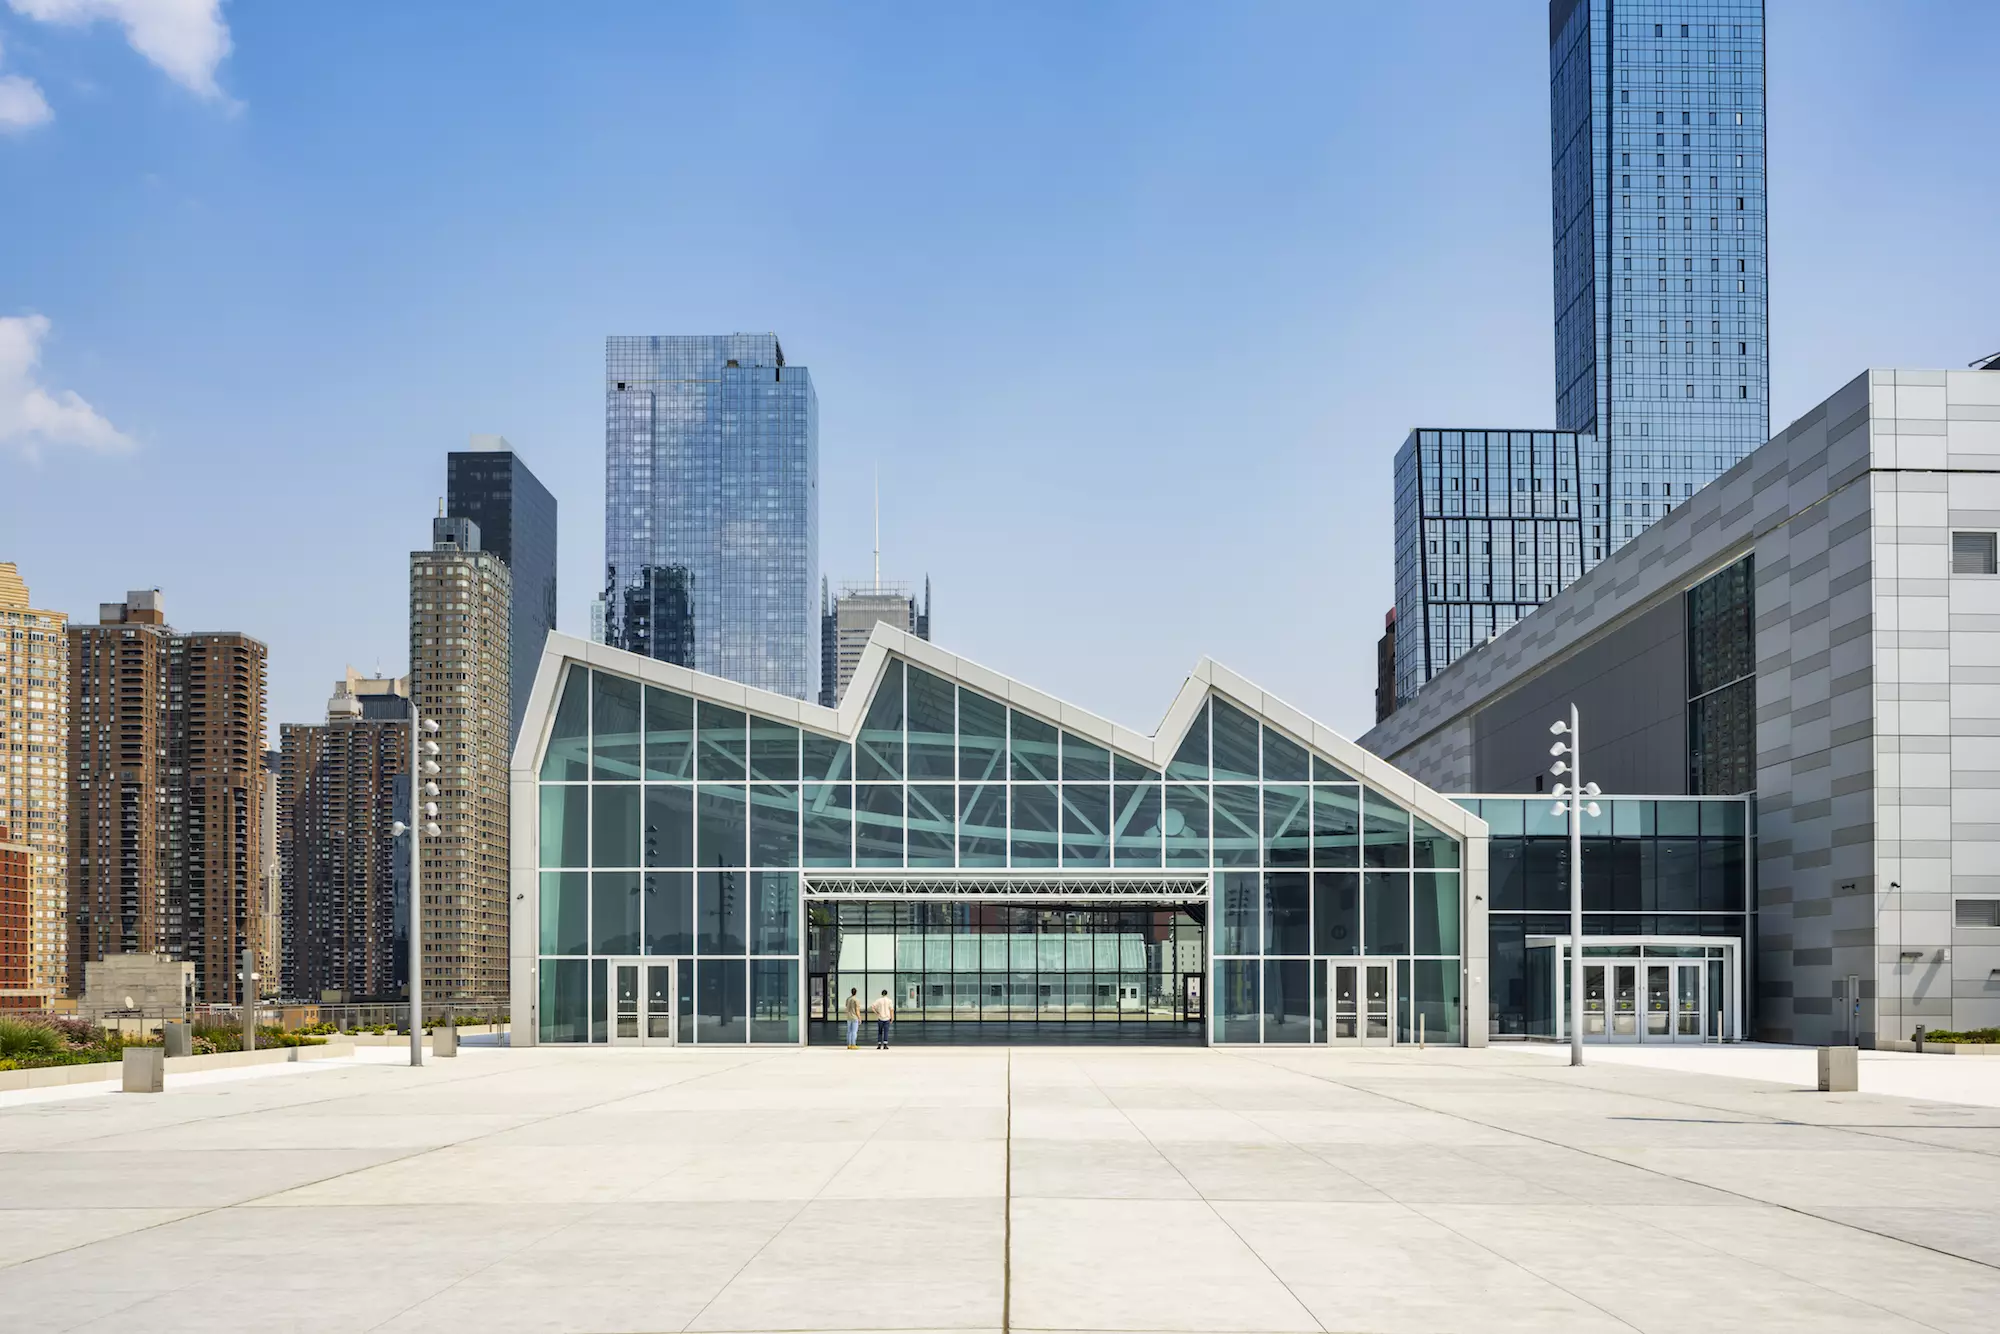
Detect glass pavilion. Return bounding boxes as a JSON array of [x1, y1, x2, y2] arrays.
[[510, 629, 1490, 1047]]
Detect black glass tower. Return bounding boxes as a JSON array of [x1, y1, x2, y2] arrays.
[[447, 439, 558, 746]]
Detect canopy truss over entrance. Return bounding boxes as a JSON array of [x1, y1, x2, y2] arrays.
[[803, 874, 1210, 902]]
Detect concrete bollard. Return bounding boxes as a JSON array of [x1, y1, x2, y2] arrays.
[[162, 1022, 192, 1058], [434, 1023, 457, 1058], [1817, 1045, 1859, 1093], [123, 1046, 165, 1093]]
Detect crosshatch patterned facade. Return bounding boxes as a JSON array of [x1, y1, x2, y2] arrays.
[[511, 632, 1488, 1047], [1550, 0, 1770, 549], [602, 334, 819, 700]]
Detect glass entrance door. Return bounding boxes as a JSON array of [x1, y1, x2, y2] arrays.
[[1673, 962, 1704, 1041], [606, 957, 676, 1046], [1327, 961, 1395, 1046], [1609, 963, 1639, 1041]]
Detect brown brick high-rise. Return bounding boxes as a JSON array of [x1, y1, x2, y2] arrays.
[[411, 517, 510, 1010], [68, 592, 268, 1003]]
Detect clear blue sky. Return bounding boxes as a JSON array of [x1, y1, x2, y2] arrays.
[[3, 1, 1996, 742]]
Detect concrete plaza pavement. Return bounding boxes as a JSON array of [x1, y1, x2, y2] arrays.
[[4, 1043, 2000, 1333]]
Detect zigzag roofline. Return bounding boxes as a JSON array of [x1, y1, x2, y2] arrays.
[[514, 625, 1485, 840]]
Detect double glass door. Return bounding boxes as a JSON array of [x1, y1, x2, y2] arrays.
[[606, 958, 680, 1046], [1581, 961, 1707, 1042], [1327, 960, 1394, 1045]]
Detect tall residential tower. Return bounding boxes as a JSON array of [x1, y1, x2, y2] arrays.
[[1550, 0, 1769, 546], [0, 564, 66, 1008], [447, 440, 557, 747], [67, 591, 268, 1003], [409, 517, 511, 1010], [603, 334, 818, 700]]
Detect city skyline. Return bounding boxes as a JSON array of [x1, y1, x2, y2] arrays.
[[2, 2, 1997, 743]]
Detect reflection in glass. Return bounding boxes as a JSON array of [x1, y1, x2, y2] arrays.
[[540, 871, 587, 954], [1061, 732, 1110, 782], [1211, 785, 1261, 867], [1313, 872, 1359, 955], [1264, 872, 1309, 955], [846, 784, 897, 867], [643, 686, 693, 779], [1364, 871, 1410, 955], [1112, 784, 1163, 867], [802, 782, 853, 865], [906, 668, 955, 780], [1218, 871, 1259, 954], [697, 703, 747, 780], [541, 667, 589, 780], [1210, 698, 1261, 781], [1061, 785, 1110, 866], [1011, 783, 1058, 866], [749, 718, 800, 781], [750, 872, 798, 954], [857, 660, 905, 780], [1164, 785, 1209, 866], [593, 872, 641, 954], [698, 871, 745, 954], [644, 872, 692, 955], [1216, 959, 1259, 1041], [1168, 700, 1209, 780], [592, 672, 642, 780], [697, 958, 747, 1042], [1313, 785, 1360, 867], [959, 785, 1006, 866], [958, 690, 1006, 783], [539, 958, 588, 1042], [749, 785, 800, 866], [1262, 727, 1309, 782], [907, 784, 955, 866], [593, 784, 640, 868], [1010, 712, 1058, 782], [644, 785, 694, 867], [540, 786, 588, 868], [1362, 788, 1411, 867], [1263, 785, 1310, 867], [696, 785, 747, 867], [1264, 959, 1311, 1043]]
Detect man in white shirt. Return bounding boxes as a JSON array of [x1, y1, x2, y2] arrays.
[[871, 989, 895, 1049]]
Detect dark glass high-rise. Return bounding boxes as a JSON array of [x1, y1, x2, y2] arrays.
[[447, 440, 558, 746], [603, 335, 818, 701]]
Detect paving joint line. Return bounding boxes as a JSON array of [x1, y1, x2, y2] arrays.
[[1234, 1047, 2000, 1280], [1069, 1051, 1328, 1334]]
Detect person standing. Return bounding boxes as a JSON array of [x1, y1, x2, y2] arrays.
[[844, 987, 863, 1050], [872, 988, 895, 1049]]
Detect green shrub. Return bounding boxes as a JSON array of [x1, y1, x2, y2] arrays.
[[1922, 1027, 2000, 1044], [0, 1016, 66, 1060]]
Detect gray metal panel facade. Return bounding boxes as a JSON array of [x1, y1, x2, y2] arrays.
[[1365, 366, 2000, 1045], [1471, 597, 1686, 795]]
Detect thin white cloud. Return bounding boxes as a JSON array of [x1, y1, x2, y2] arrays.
[[9, 0, 232, 100], [0, 72, 51, 130], [0, 315, 135, 463]]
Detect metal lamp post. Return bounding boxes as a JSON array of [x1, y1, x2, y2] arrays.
[[1549, 707, 1600, 1068], [392, 712, 442, 1068]]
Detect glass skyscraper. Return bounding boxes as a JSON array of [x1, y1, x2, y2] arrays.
[[448, 440, 558, 747], [603, 335, 819, 701], [1551, 0, 1769, 547], [1393, 428, 1597, 704]]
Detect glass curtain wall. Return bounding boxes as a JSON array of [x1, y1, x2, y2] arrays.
[[1460, 795, 1749, 1037], [808, 902, 1202, 1044], [536, 657, 1464, 1045]]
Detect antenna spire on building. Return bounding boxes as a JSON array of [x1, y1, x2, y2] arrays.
[[872, 465, 881, 593]]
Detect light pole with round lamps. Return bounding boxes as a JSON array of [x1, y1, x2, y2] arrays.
[[392, 713, 442, 1067], [1550, 707, 1600, 1068]]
